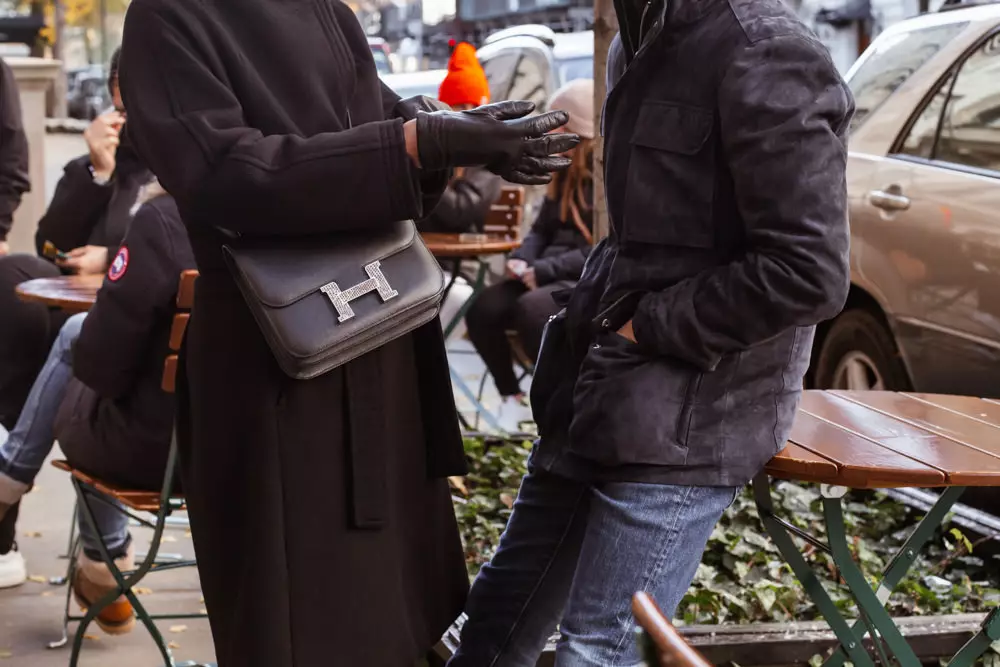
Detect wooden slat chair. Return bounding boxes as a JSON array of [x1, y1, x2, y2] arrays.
[[633, 592, 712, 667], [49, 270, 207, 667], [482, 186, 525, 240]]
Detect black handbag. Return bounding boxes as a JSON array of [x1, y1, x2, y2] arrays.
[[222, 219, 445, 380]]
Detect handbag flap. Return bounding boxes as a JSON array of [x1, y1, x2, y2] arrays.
[[223, 221, 416, 308]]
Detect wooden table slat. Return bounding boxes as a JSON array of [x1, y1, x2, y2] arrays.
[[801, 391, 1000, 485], [422, 232, 521, 258], [787, 411, 946, 488], [765, 442, 840, 482], [15, 274, 103, 312]]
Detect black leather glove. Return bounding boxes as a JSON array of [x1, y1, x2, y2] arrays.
[[416, 101, 580, 185], [393, 95, 450, 121]]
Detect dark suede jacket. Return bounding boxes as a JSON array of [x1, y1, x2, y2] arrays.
[[530, 0, 855, 487]]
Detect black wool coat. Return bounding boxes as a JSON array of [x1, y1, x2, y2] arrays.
[[120, 0, 469, 664]]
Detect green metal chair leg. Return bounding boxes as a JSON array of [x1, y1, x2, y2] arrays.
[[752, 476, 876, 667], [821, 488, 923, 667], [824, 486, 966, 667], [948, 607, 1000, 667]]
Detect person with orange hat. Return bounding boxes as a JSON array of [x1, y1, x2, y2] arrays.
[[421, 43, 504, 339]]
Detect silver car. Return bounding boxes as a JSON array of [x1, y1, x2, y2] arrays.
[[811, 1, 1000, 397]]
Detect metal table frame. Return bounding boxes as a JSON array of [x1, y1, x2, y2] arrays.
[[753, 475, 1000, 667]]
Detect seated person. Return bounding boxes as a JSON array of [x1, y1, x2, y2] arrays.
[[0, 47, 152, 433], [0, 181, 195, 630], [466, 79, 595, 402], [418, 43, 502, 338]]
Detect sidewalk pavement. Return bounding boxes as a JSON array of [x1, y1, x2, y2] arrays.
[[0, 449, 215, 666]]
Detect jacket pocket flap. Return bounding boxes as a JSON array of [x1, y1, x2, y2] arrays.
[[630, 102, 713, 154], [223, 220, 416, 308]]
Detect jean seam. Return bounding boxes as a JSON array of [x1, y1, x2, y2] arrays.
[[489, 485, 590, 667], [607, 484, 696, 665]]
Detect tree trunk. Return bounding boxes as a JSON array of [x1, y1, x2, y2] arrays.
[[29, 0, 45, 57], [52, 0, 68, 118], [592, 0, 617, 242]]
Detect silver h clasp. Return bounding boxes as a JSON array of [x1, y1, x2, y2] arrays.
[[320, 260, 398, 323]]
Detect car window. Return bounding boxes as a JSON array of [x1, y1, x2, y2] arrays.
[[371, 49, 391, 75], [898, 71, 955, 160], [848, 22, 967, 132], [935, 33, 1000, 174], [556, 56, 593, 87], [507, 49, 549, 110], [482, 51, 520, 102]]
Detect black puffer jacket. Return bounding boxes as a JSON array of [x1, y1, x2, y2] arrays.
[[35, 144, 151, 266], [420, 166, 502, 234], [512, 183, 593, 286], [0, 58, 29, 242]]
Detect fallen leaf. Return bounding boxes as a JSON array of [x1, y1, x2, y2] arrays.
[[169, 625, 188, 633], [160, 534, 177, 543], [133, 587, 154, 595], [23, 531, 42, 538], [168, 642, 181, 649], [83, 634, 100, 641], [0, 649, 11, 659], [448, 476, 468, 495], [27, 575, 47, 584], [184, 530, 192, 538], [41, 591, 54, 597], [198, 608, 208, 615], [499, 493, 514, 509]]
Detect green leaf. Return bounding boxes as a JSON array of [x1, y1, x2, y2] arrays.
[[949, 527, 974, 554]]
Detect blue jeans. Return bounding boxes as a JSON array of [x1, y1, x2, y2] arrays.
[[0, 313, 129, 559], [448, 460, 738, 667]]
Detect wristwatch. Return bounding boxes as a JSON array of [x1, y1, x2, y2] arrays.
[[88, 163, 111, 186]]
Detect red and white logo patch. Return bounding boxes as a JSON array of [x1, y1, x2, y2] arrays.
[[108, 246, 129, 282]]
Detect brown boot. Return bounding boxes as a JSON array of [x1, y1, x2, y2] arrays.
[[72, 544, 136, 635]]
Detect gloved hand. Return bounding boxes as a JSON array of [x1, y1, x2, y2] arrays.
[[416, 101, 580, 185], [393, 95, 450, 121]]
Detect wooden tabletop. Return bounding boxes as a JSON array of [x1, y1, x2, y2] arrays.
[[766, 390, 1000, 488], [15, 274, 103, 313], [422, 232, 521, 258]]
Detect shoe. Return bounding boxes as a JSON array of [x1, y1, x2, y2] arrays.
[[0, 546, 26, 588], [72, 544, 136, 635]]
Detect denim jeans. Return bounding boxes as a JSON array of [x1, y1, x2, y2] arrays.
[[0, 313, 129, 559], [448, 458, 738, 667]]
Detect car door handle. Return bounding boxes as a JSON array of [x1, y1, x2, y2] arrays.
[[868, 189, 911, 212]]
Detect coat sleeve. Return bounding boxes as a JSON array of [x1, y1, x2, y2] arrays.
[[73, 204, 177, 398], [34, 156, 114, 256], [631, 34, 854, 372], [512, 197, 559, 263], [119, 3, 427, 236], [0, 60, 29, 242], [421, 169, 502, 233], [533, 247, 588, 286]]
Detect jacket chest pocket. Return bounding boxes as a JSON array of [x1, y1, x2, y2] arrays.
[[624, 102, 716, 247]]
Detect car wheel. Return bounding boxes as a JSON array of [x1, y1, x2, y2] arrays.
[[814, 309, 911, 391]]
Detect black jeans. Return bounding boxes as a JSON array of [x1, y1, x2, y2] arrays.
[[0, 254, 66, 430], [465, 279, 571, 397]]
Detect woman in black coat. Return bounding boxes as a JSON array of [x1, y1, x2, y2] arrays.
[[118, 1, 575, 664], [466, 79, 595, 401]]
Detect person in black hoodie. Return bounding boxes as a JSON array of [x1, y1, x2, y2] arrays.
[[0, 56, 30, 258], [466, 79, 595, 401], [0, 181, 195, 632], [118, 0, 576, 663], [0, 48, 151, 432]]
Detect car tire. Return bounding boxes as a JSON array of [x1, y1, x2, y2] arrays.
[[813, 309, 911, 391]]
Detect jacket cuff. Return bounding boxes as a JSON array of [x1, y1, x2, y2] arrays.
[[532, 258, 556, 286]]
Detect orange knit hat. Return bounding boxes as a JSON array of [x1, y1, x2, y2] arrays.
[[438, 43, 490, 108]]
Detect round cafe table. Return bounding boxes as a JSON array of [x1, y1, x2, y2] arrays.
[[15, 274, 103, 313]]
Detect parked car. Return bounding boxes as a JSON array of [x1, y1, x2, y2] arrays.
[[810, 0, 1000, 396], [379, 68, 447, 100], [368, 37, 393, 75], [66, 72, 111, 120], [476, 26, 593, 112]]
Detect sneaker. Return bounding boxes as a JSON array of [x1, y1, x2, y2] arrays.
[[72, 544, 136, 635], [0, 546, 27, 589]]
